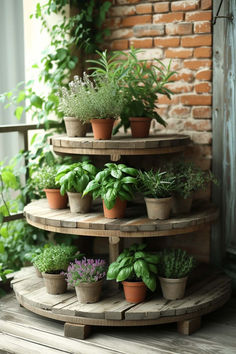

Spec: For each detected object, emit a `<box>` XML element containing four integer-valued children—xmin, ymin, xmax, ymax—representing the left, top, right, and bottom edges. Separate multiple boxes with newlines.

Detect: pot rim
<box><xmin>75</xmin><ymin>279</ymin><xmax>104</xmax><ymax>287</ymax></box>
<box><xmin>158</xmin><ymin>276</ymin><xmax>188</xmax><ymax>282</ymax></box>
<box><xmin>145</xmin><ymin>196</ymin><xmax>173</xmax><ymax>202</ymax></box>
<box><xmin>42</xmin><ymin>272</ymin><xmax>65</xmax><ymax>279</ymax></box>
<box><xmin>90</xmin><ymin>118</ymin><xmax>115</xmax><ymax>122</ymax></box>
<box><xmin>122</xmin><ymin>280</ymin><xmax>146</xmax><ymax>287</ymax></box>
<box><xmin>129</xmin><ymin>117</ymin><xmax>152</xmax><ymax>121</ymax></box>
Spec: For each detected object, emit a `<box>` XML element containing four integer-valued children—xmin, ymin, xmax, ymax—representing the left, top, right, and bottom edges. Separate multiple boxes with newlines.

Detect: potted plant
<box><xmin>158</xmin><ymin>248</ymin><xmax>196</xmax><ymax>300</ymax></box>
<box><xmin>137</xmin><ymin>169</ymin><xmax>175</xmax><ymax>220</ymax></box>
<box><xmin>107</xmin><ymin>243</ymin><xmax>159</xmax><ymax>303</ymax></box>
<box><xmin>34</xmin><ymin>165</ymin><xmax>68</xmax><ymax>209</ymax></box>
<box><xmin>64</xmin><ymin>257</ymin><xmax>106</xmax><ymax>303</ymax></box>
<box><xmin>83</xmin><ymin>163</ymin><xmax>138</xmax><ymax>218</ymax></box>
<box><xmin>24</xmin><ymin>245</ymin><xmax>50</xmax><ymax>278</ymax></box>
<box><xmin>33</xmin><ymin>244</ymin><xmax>78</xmax><ymax>294</ymax></box>
<box><xmin>55</xmin><ymin>160</ymin><xmax>97</xmax><ymax>213</ymax></box>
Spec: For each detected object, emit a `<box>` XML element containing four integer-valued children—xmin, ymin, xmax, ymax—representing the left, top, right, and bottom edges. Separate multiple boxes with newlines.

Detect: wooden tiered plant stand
<box><xmin>13</xmin><ymin>134</ymin><xmax>231</xmax><ymax>339</ymax></box>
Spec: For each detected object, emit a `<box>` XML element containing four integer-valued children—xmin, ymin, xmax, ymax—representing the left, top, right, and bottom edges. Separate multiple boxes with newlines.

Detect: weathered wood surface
<box><xmin>24</xmin><ymin>199</ymin><xmax>219</xmax><ymax>238</ymax></box>
<box><xmin>50</xmin><ymin>134</ymin><xmax>190</xmax><ymax>157</ymax></box>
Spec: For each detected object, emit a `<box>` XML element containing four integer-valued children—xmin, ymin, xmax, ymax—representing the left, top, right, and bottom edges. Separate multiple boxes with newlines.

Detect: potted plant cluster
<box><xmin>158</xmin><ymin>248</ymin><xmax>196</xmax><ymax>300</ymax></box>
<box><xmin>83</xmin><ymin>163</ymin><xmax>138</xmax><ymax>218</ymax></box>
<box><xmin>33</xmin><ymin>244</ymin><xmax>78</xmax><ymax>294</ymax></box>
<box><xmin>137</xmin><ymin>169</ymin><xmax>175</xmax><ymax>220</ymax></box>
<box><xmin>55</xmin><ymin>160</ymin><xmax>97</xmax><ymax>213</ymax></box>
<box><xmin>24</xmin><ymin>244</ymin><xmax>51</xmax><ymax>278</ymax></box>
<box><xmin>64</xmin><ymin>257</ymin><xmax>106</xmax><ymax>303</ymax></box>
<box><xmin>107</xmin><ymin>243</ymin><xmax>159</xmax><ymax>303</ymax></box>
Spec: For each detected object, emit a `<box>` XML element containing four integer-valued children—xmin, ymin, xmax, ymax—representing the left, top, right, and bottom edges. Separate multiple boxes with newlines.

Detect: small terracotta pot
<box><xmin>42</xmin><ymin>272</ymin><xmax>67</xmax><ymax>295</ymax></box>
<box><xmin>145</xmin><ymin>197</ymin><xmax>173</xmax><ymax>220</ymax></box>
<box><xmin>75</xmin><ymin>279</ymin><xmax>103</xmax><ymax>303</ymax></box>
<box><xmin>103</xmin><ymin>198</ymin><xmax>127</xmax><ymax>219</ymax></box>
<box><xmin>67</xmin><ymin>192</ymin><xmax>92</xmax><ymax>213</ymax></box>
<box><xmin>34</xmin><ymin>266</ymin><xmax>43</xmax><ymax>278</ymax></box>
<box><xmin>159</xmin><ymin>276</ymin><xmax>188</xmax><ymax>300</ymax></box>
<box><xmin>90</xmin><ymin>118</ymin><xmax>115</xmax><ymax>140</ymax></box>
<box><xmin>64</xmin><ymin>117</ymin><xmax>87</xmax><ymax>137</ymax></box>
<box><xmin>129</xmin><ymin>117</ymin><xmax>152</xmax><ymax>138</ymax></box>
<box><xmin>172</xmin><ymin>196</ymin><xmax>193</xmax><ymax>215</ymax></box>
<box><xmin>44</xmin><ymin>189</ymin><xmax>68</xmax><ymax>209</ymax></box>
<box><xmin>122</xmin><ymin>281</ymin><xmax>147</xmax><ymax>303</ymax></box>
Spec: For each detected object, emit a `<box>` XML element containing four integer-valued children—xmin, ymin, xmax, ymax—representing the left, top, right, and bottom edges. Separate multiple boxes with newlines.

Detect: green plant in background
<box><xmin>0</xmin><ymin>263</ymin><xmax>13</xmax><ymax>297</ymax></box>
<box><xmin>23</xmin><ymin>244</ymin><xmax>51</xmax><ymax>265</ymax></box>
<box><xmin>158</xmin><ymin>249</ymin><xmax>196</xmax><ymax>279</ymax></box>
<box><xmin>107</xmin><ymin>244</ymin><xmax>160</xmax><ymax>292</ymax></box>
<box><xmin>83</xmin><ymin>163</ymin><xmax>138</xmax><ymax>210</ymax></box>
<box><xmin>137</xmin><ymin>169</ymin><xmax>175</xmax><ymax>199</ymax></box>
<box><xmin>33</xmin><ymin>165</ymin><xmax>59</xmax><ymax>191</ymax></box>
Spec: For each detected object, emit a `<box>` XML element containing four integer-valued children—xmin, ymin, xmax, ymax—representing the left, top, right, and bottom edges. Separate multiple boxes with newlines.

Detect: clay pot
<box><xmin>90</xmin><ymin>118</ymin><xmax>115</xmax><ymax>140</ymax></box>
<box><xmin>159</xmin><ymin>276</ymin><xmax>188</xmax><ymax>300</ymax></box>
<box><xmin>64</xmin><ymin>117</ymin><xmax>87</xmax><ymax>137</ymax></box>
<box><xmin>34</xmin><ymin>266</ymin><xmax>42</xmax><ymax>278</ymax></box>
<box><xmin>129</xmin><ymin>117</ymin><xmax>152</xmax><ymax>138</ymax></box>
<box><xmin>42</xmin><ymin>272</ymin><xmax>67</xmax><ymax>295</ymax></box>
<box><xmin>67</xmin><ymin>192</ymin><xmax>92</xmax><ymax>213</ymax></box>
<box><xmin>44</xmin><ymin>189</ymin><xmax>68</xmax><ymax>209</ymax></box>
<box><xmin>103</xmin><ymin>198</ymin><xmax>127</xmax><ymax>219</ymax></box>
<box><xmin>122</xmin><ymin>281</ymin><xmax>147</xmax><ymax>303</ymax></box>
<box><xmin>172</xmin><ymin>196</ymin><xmax>193</xmax><ymax>215</ymax></box>
<box><xmin>145</xmin><ymin>197</ymin><xmax>173</xmax><ymax>220</ymax></box>
<box><xmin>75</xmin><ymin>279</ymin><xmax>103</xmax><ymax>303</ymax></box>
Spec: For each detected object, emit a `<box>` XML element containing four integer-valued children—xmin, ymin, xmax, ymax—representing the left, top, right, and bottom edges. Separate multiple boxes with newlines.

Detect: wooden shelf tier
<box><xmin>50</xmin><ymin>134</ymin><xmax>191</xmax><ymax>159</ymax></box>
<box><xmin>24</xmin><ymin>199</ymin><xmax>219</xmax><ymax>238</ymax></box>
<box><xmin>12</xmin><ymin>267</ymin><xmax>231</xmax><ymax>338</ymax></box>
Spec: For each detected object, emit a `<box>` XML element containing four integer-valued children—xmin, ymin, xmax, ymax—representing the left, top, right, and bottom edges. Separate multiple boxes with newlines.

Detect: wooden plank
<box><xmin>178</xmin><ymin>317</ymin><xmax>201</xmax><ymax>335</ymax></box>
<box><xmin>64</xmin><ymin>322</ymin><xmax>91</xmax><ymax>340</ymax></box>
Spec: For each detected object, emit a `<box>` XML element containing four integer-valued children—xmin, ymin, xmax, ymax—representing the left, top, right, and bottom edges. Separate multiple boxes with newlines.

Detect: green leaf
<box><xmin>105</xmin><ymin>188</ymin><xmax>117</xmax><ymax>203</ymax></box>
<box><xmin>142</xmin><ymin>274</ymin><xmax>156</xmax><ymax>292</ymax></box>
<box><xmin>30</xmin><ymin>95</ymin><xmax>43</xmax><ymax>108</ymax></box>
<box><xmin>134</xmin><ymin>259</ymin><xmax>149</xmax><ymax>278</ymax></box>
<box><xmin>103</xmin><ymin>197</ymin><xmax>116</xmax><ymax>210</ymax></box>
<box><xmin>15</xmin><ymin>106</ymin><xmax>24</xmax><ymax>120</ymax></box>
<box><xmin>56</xmin><ymin>48</ymin><xmax>68</xmax><ymax>61</ymax></box>
<box><xmin>83</xmin><ymin>163</ymin><xmax>97</xmax><ymax>176</ymax></box>
<box><xmin>134</xmin><ymin>251</ymin><xmax>146</xmax><ymax>259</ymax></box>
<box><xmin>83</xmin><ymin>180</ymin><xmax>99</xmax><ymax>196</ymax></box>
<box><xmin>121</xmin><ymin>176</ymin><xmax>137</xmax><ymax>184</ymax></box>
<box><xmin>68</xmin><ymin>60</ymin><xmax>76</xmax><ymax>70</ymax></box>
<box><xmin>121</xmin><ymin>167</ymin><xmax>138</xmax><ymax>176</ymax></box>
<box><xmin>148</xmin><ymin>263</ymin><xmax>158</xmax><ymax>274</ymax></box>
<box><xmin>145</xmin><ymin>254</ymin><xmax>160</xmax><ymax>265</ymax></box>
<box><xmin>107</xmin><ymin>262</ymin><xmax>120</xmax><ymax>280</ymax></box>
<box><xmin>111</xmin><ymin>169</ymin><xmax>122</xmax><ymax>179</ymax></box>
<box><xmin>116</xmin><ymin>266</ymin><xmax>133</xmax><ymax>282</ymax></box>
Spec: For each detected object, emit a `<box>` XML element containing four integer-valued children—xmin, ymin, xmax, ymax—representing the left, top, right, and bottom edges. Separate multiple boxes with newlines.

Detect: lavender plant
<box><xmin>65</xmin><ymin>258</ymin><xmax>106</xmax><ymax>286</ymax></box>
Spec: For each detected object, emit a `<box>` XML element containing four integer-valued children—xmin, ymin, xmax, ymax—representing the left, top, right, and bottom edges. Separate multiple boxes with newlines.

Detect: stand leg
<box><xmin>64</xmin><ymin>323</ymin><xmax>91</xmax><ymax>339</ymax></box>
<box><xmin>110</xmin><ymin>154</ymin><xmax>121</xmax><ymax>162</ymax></box>
<box><xmin>177</xmin><ymin>317</ymin><xmax>201</xmax><ymax>335</ymax></box>
<box><xmin>109</xmin><ymin>237</ymin><xmax>120</xmax><ymax>263</ymax></box>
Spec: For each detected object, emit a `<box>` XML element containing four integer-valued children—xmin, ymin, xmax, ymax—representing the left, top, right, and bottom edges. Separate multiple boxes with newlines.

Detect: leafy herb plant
<box><xmin>158</xmin><ymin>249</ymin><xmax>196</xmax><ymax>279</ymax></box>
<box><xmin>137</xmin><ymin>169</ymin><xmax>175</xmax><ymax>198</ymax></box>
<box><xmin>34</xmin><ymin>165</ymin><xmax>59</xmax><ymax>190</ymax></box>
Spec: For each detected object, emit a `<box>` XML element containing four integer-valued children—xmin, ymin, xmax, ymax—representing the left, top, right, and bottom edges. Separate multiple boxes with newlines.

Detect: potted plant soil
<box><xmin>55</xmin><ymin>160</ymin><xmax>97</xmax><ymax>213</ymax></box>
<box><xmin>83</xmin><ymin>163</ymin><xmax>138</xmax><ymax>219</ymax></box>
<box><xmin>65</xmin><ymin>257</ymin><xmax>106</xmax><ymax>303</ymax></box>
<box><xmin>107</xmin><ymin>243</ymin><xmax>159</xmax><ymax>303</ymax></box>
<box><xmin>158</xmin><ymin>248</ymin><xmax>196</xmax><ymax>300</ymax></box>
<box><xmin>34</xmin><ymin>244</ymin><xmax>78</xmax><ymax>294</ymax></box>
<box><xmin>137</xmin><ymin>169</ymin><xmax>175</xmax><ymax>220</ymax></box>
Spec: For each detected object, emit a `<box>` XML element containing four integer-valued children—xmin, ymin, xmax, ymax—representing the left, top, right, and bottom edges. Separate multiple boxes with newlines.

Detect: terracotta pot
<box><xmin>103</xmin><ymin>198</ymin><xmax>127</xmax><ymax>219</ymax></box>
<box><xmin>129</xmin><ymin>117</ymin><xmax>152</xmax><ymax>138</ymax></box>
<box><xmin>159</xmin><ymin>276</ymin><xmax>188</xmax><ymax>300</ymax></box>
<box><xmin>34</xmin><ymin>266</ymin><xmax>43</xmax><ymax>278</ymax></box>
<box><xmin>90</xmin><ymin>118</ymin><xmax>115</xmax><ymax>140</ymax></box>
<box><xmin>145</xmin><ymin>197</ymin><xmax>173</xmax><ymax>220</ymax></box>
<box><xmin>42</xmin><ymin>272</ymin><xmax>67</xmax><ymax>295</ymax></box>
<box><xmin>67</xmin><ymin>192</ymin><xmax>92</xmax><ymax>213</ymax></box>
<box><xmin>172</xmin><ymin>196</ymin><xmax>193</xmax><ymax>215</ymax></box>
<box><xmin>64</xmin><ymin>117</ymin><xmax>87</xmax><ymax>137</ymax></box>
<box><xmin>44</xmin><ymin>189</ymin><xmax>68</xmax><ymax>209</ymax></box>
<box><xmin>122</xmin><ymin>281</ymin><xmax>147</xmax><ymax>303</ymax></box>
<box><xmin>75</xmin><ymin>279</ymin><xmax>103</xmax><ymax>303</ymax></box>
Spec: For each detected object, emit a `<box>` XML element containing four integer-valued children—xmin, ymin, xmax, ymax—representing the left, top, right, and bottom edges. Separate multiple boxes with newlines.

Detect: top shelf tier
<box><xmin>50</xmin><ymin>134</ymin><xmax>190</xmax><ymax>159</ymax></box>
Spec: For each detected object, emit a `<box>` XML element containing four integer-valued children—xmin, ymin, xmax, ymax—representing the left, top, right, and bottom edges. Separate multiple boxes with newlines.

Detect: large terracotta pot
<box><xmin>145</xmin><ymin>197</ymin><xmax>173</xmax><ymax>220</ymax></box>
<box><xmin>129</xmin><ymin>117</ymin><xmax>152</xmax><ymax>138</ymax></box>
<box><xmin>42</xmin><ymin>272</ymin><xmax>67</xmax><ymax>295</ymax></box>
<box><xmin>90</xmin><ymin>118</ymin><xmax>115</xmax><ymax>140</ymax></box>
<box><xmin>67</xmin><ymin>192</ymin><xmax>92</xmax><ymax>213</ymax></box>
<box><xmin>103</xmin><ymin>198</ymin><xmax>127</xmax><ymax>219</ymax></box>
<box><xmin>64</xmin><ymin>117</ymin><xmax>87</xmax><ymax>137</ymax></box>
<box><xmin>122</xmin><ymin>281</ymin><xmax>147</xmax><ymax>303</ymax></box>
<box><xmin>75</xmin><ymin>279</ymin><xmax>103</xmax><ymax>303</ymax></box>
<box><xmin>172</xmin><ymin>195</ymin><xmax>193</xmax><ymax>215</ymax></box>
<box><xmin>159</xmin><ymin>276</ymin><xmax>188</xmax><ymax>300</ymax></box>
<box><xmin>44</xmin><ymin>189</ymin><xmax>68</xmax><ymax>209</ymax></box>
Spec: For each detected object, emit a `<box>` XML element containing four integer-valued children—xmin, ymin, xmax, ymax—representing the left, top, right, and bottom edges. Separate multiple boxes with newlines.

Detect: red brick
<box><xmin>192</xmin><ymin>106</ymin><xmax>211</xmax><ymax>118</ymax></box>
<box><xmin>156</xmin><ymin>106</ymin><xmax>168</xmax><ymax>118</ymax></box>
<box><xmin>165</xmin><ymin>48</ymin><xmax>193</xmax><ymax>58</ymax></box>
<box><xmin>136</xmin><ymin>4</ymin><xmax>152</xmax><ymax>14</ymax></box>
<box><xmin>171</xmin><ymin>0</ymin><xmax>200</xmax><ymax>12</ymax></box>
<box><xmin>185</xmin><ymin>11</ymin><xmax>212</xmax><ymax>22</ymax></box>
<box><xmin>104</xmin><ymin>17</ymin><xmax>121</xmax><ymax>30</ymax></box>
<box><xmin>111</xmin><ymin>39</ymin><xmax>129</xmax><ymax>50</ymax></box>
<box><xmin>109</xmin><ymin>6</ymin><xmax>135</xmax><ymax>17</ymax></box>
<box><xmin>133</xmin><ymin>24</ymin><xmax>164</xmax><ymax>37</ymax></box>
<box><xmin>180</xmin><ymin>94</ymin><xmax>212</xmax><ymax>105</ymax></box>
<box><xmin>169</xmin><ymin>105</ymin><xmax>191</xmax><ymax>118</ymax></box>
<box><xmin>167</xmin><ymin>83</ymin><xmax>193</xmax><ymax>93</ymax></box>
<box><xmin>184</xmin><ymin>119</ymin><xmax>211</xmax><ymax>131</ymax></box>
<box><xmin>172</xmin><ymin>71</ymin><xmax>194</xmax><ymax>82</ymax></box>
<box><xmin>195</xmin><ymin>82</ymin><xmax>211</xmax><ymax>93</ymax></box>
<box><xmin>194</xmin><ymin>21</ymin><xmax>211</xmax><ymax>33</ymax></box>
<box><xmin>154</xmin><ymin>2</ymin><xmax>169</xmax><ymax>13</ymax></box>
<box><xmin>201</xmin><ymin>0</ymin><xmax>212</xmax><ymax>10</ymax></box>
<box><xmin>130</xmin><ymin>38</ymin><xmax>153</xmax><ymax>48</ymax></box>
<box><xmin>166</xmin><ymin>23</ymin><xmax>192</xmax><ymax>35</ymax></box>
<box><xmin>109</xmin><ymin>28</ymin><xmax>133</xmax><ymax>40</ymax></box>
<box><xmin>182</xmin><ymin>34</ymin><xmax>212</xmax><ymax>47</ymax></box>
<box><xmin>154</xmin><ymin>37</ymin><xmax>180</xmax><ymax>48</ymax></box>
<box><xmin>184</xmin><ymin>59</ymin><xmax>212</xmax><ymax>70</ymax></box>
<box><xmin>194</xmin><ymin>47</ymin><xmax>212</xmax><ymax>58</ymax></box>
<box><xmin>158</xmin><ymin>95</ymin><xmax>179</xmax><ymax>105</ymax></box>
<box><xmin>196</xmin><ymin>69</ymin><xmax>212</xmax><ymax>80</ymax></box>
<box><xmin>153</xmin><ymin>12</ymin><xmax>184</xmax><ymax>24</ymax></box>
<box><xmin>191</xmin><ymin>132</ymin><xmax>212</xmax><ymax>144</ymax></box>
<box><xmin>121</xmin><ymin>15</ymin><xmax>152</xmax><ymax>27</ymax></box>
